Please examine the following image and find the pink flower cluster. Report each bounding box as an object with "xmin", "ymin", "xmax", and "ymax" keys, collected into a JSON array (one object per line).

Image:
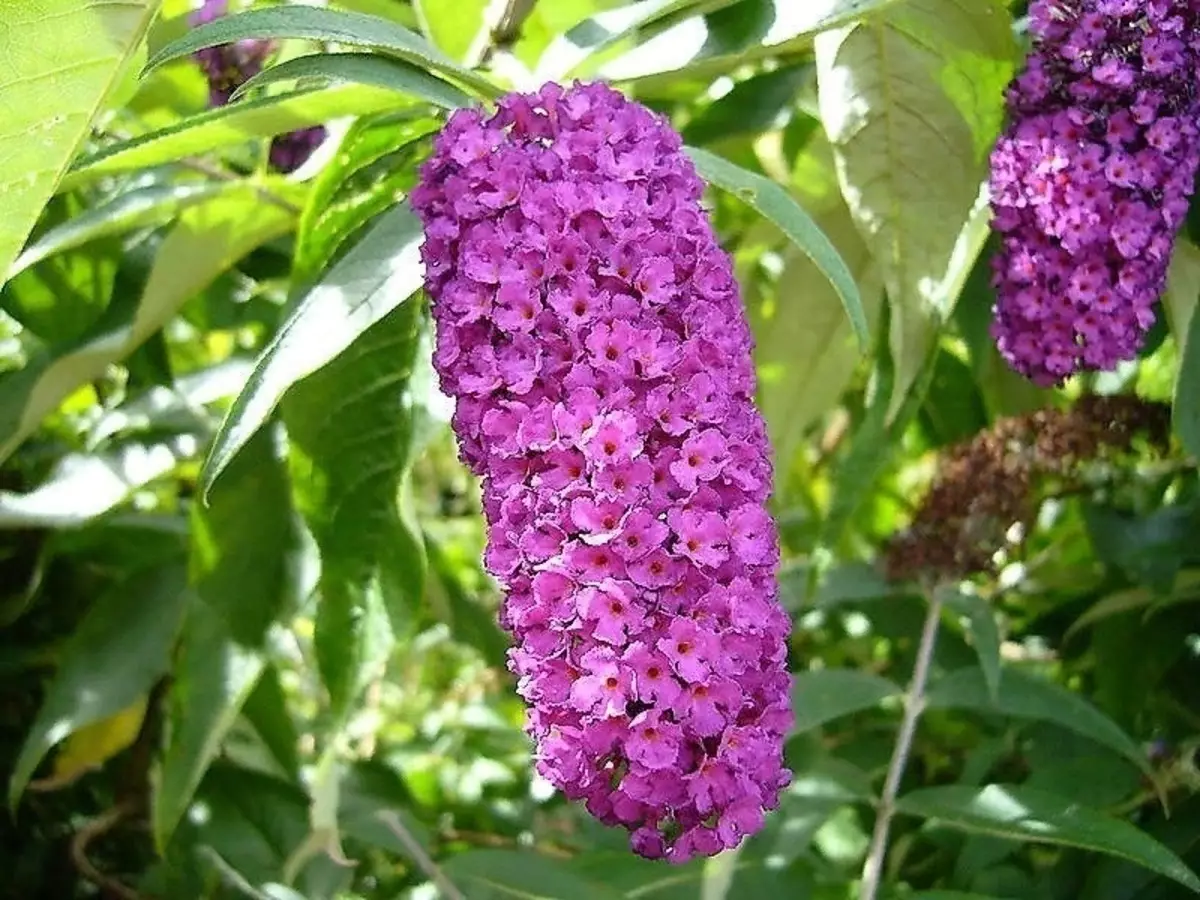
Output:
[
  {"xmin": 411, "ymin": 82, "xmax": 792, "ymax": 861},
  {"xmin": 989, "ymin": 0, "xmax": 1200, "ymax": 385},
  {"xmin": 190, "ymin": 0, "xmax": 326, "ymax": 174}
]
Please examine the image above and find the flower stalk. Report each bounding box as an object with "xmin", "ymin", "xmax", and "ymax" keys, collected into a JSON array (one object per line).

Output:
[{"xmin": 859, "ymin": 587, "xmax": 943, "ymax": 900}]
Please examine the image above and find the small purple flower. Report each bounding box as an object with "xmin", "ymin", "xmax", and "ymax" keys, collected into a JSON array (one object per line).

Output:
[
  {"xmin": 988, "ymin": 0, "xmax": 1200, "ymax": 385},
  {"xmin": 412, "ymin": 82, "xmax": 792, "ymax": 861}
]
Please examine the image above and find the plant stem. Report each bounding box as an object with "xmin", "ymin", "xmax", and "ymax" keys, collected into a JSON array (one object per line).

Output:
[
  {"xmin": 378, "ymin": 811, "xmax": 467, "ymax": 900},
  {"xmin": 858, "ymin": 588, "xmax": 943, "ymax": 900},
  {"xmin": 490, "ymin": 0, "xmax": 538, "ymax": 46}
]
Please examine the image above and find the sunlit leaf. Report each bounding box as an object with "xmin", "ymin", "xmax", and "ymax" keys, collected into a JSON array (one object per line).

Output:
[
  {"xmin": 201, "ymin": 202, "xmax": 423, "ymax": 495},
  {"xmin": 599, "ymin": 0, "xmax": 910, "ymax": 87},
  {"xmin": 231, "ymin": 52, "xmax": 472, "ymax": 110},
  {"xmin": 0, "ymin": 438, "xmax": 190, "ymax": 528},
  {"xmin": 814, "ymin": 0, "xmax": 1015, "ymax": 415},
  {"xmin": 0, "ymin": 0, "xmax": 161, "ymax": 289},
  {"xmin": 896, "ymin": 784, "xmax": 1200, "ymax": 892},
  {"xmin": 9, "ymin": 181, "xmax": 233, "ymax": 278},
  {"xmin": 535, "ymin": 0, "xmax": 739, "ymax": 82},
  {"xmin": 414, "ymin": 0, "xmax": 489, "ymax": 63},
  {"xmin": 144, "ymin": 5, "xmax": 500, "ymax": 99},
  {"xmin": 63, "ymin": 85, "xmax": 399, "ymax": 191}
]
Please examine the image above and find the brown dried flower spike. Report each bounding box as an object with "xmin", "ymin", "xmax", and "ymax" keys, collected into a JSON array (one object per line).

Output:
[{"xmin": 884, "ymin": 395, "xmax": 1170, "ymax": 583}]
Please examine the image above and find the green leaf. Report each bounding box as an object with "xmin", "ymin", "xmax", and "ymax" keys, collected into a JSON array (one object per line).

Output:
[
  {"xmin": 814, "ymin": 0, "xmax": 1015, "ymax": 414},
  {"xmin": 201, "ymin": 201, "xmax": 423, "ymax": 494},
  {"xmin": 440, "ymin": 849, "xmax": 625, "ymax": 900},
  {"xmin": 1083, "ymin": 503, "xmax": 1199, "ymax": 595},
  {"xmin": 231, "ymin": 52, "xmax": 473, "ymax": 110},
  {"xmin": 426, "ymin": 533, "xmax": 508, "ymax": 670},
  {"xmin": 682, "ymin": 64, "xmax": 811, "ymax": 146},
  {"xmin": 1065, "ymin": 571, "xmax": 1200, "ymax": 641},
  {"xmin": 1175, "ymin": 288, "xmax": 1200, "ymax": 460},
  {"xmin": 2, "ymin": 193, "xmax": 119, "ymax": 343},
  {"xmin": 895, "ymin": 784, "xmax": 1200, "ymax": 893},
  {"xmin": 805, "ymin": 561, "xmax": 906, "ymax": 610},
  {"xmin": 925, "ymin": 667, "xmax": 1152, "ymax": 778},
  {"xmin": 338, "ymin": 762, "xmax": 434, "ymax": 864},
  {"xmin": 191, "ymin": 764, "xmax": 322, "ymax": 891},
  {"xmin": 790, "ymin": 669, "xmax": 903, "ymax": 734},
  {"xmin": 685, "ymin": 145, "xmax": 868, "ymax": 350},
  {"xmin": 754, "ymin": 200, "xmax": 883, "ymax": 467},
  {"xmin": 190, "ymin": 429, "xmax": 298, "ymax": 647},
  {"xmin": 0, "ymin": 0, "xmax": 161, "ymax": 290},
  {"xmin": 599, "ymin": 0, "xmax": 912, "ymax": 88},
  {"xmin": 63, "ymin": 84, "xmax": 400, "ymax": 191},
  {"xmin": 1164, "ymin": 238, "xmax": 1200, "ymax": 349},
  {"xmin": 241, "ymin": 664, "xmax": 301, "ymax": 782},
  {"xmin": 939, "ymin": 587, "xmax": 1002, "ymax": 701},
  {"xmin": 9, "ymin": 564, "xmax": 189, "ymax": 808},
  {"xmin": 414, "ymin": 0, "xmax": 489, "ymax": 63},
  {"xmin": 89, "ymin": 357, "xmax": 255, "ymax": 445},
  {"xmin": 0, "ymin": 438, "xmax": 189, "ymax": 528},
  {"xmin": 818, "ymin": 300, "xmax": 900, "ymax": 549},
  {"xmin": 792, "ymin": 0, "xmax": 916, "ymax": 38},
  {"xmin": 145, "ymin": 6, "xmax": 500, "ymax": 100},
  {"xmin": 283, "ymin": 298, "xmax": 426, "ymax": 715},
  {"xmin": 154, "ymin": 602, "xmax": 267, "ymax": 850},
  {"xmin": 0, "ymin": 181, "xmax": 299, "ymax": 467},
  {"xmin": 293, "ymin": 114, "xmax": 438, "ymax": 291},
  {"xmin": 535, "ymin": 0, "xmax": 738, "ymax": 82},
  {"xmin": 9, "ymin": 181, "xmax": 232, "ymax": 278}
]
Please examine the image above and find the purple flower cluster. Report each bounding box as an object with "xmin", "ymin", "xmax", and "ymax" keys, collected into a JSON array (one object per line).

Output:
[
  {"xmin": 190, "ymin": 0, "xmax": 326, "ymax": 174},
  {"xmin": 989, "ymin": 0, "xmax": 1200, "ymax": 385},
  {"xmin": 411, "ymin": 82, "xmax": 792, "ymax": 861}
]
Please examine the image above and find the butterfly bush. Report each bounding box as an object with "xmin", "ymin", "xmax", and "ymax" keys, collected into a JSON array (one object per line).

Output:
[
  {"xmin": 989, "ymin": 0, "xmax": 1200, "ymax": 385},
  {"xmin": 190, "ymin": 0, "xmax": 326, "ymax": 174},
  {"xmin": 411, "ymin": 82, "xmax": 793, "ymax": 861}
]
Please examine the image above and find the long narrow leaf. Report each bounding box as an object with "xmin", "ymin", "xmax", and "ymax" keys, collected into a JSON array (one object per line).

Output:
[
  {"xmin": 685, "ymin": 146, "xmax": 869, "ymax": 350},
  {"xmin": 143, "ymin": 6, "xmax": 499, "ymax": 100},
  {"xmin": 231, "ymin": 52, "xmax": 472, "ymax": 110}
]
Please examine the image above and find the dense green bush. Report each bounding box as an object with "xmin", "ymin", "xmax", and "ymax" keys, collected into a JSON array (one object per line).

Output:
[{"xmin": 2, "ymin": 0, "xmax": 1200, "ymax": 898}]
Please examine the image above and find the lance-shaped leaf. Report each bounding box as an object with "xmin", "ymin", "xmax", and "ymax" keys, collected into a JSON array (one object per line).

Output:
[{"xmin": 144, "ymin": 5, "xmax": 499, "ymax": 99}]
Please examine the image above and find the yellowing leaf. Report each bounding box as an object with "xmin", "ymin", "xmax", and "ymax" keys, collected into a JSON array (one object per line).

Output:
[{"xmin": 44, "ymin": 696, "xmax": 147, "ymax": 787}]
